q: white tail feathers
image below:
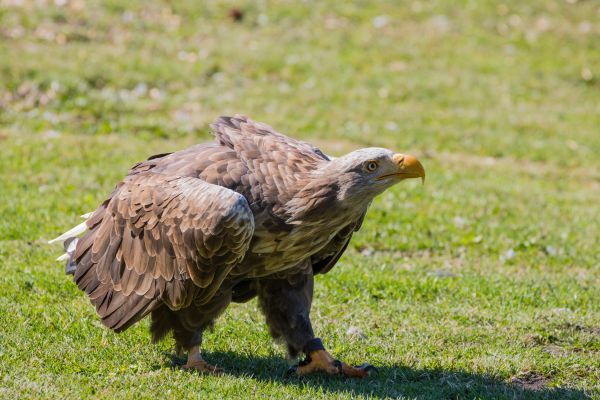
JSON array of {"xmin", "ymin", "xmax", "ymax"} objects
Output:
[
  {"xmin": 48, "ymin": 211, "xmax": 93, "ymax": 266},
  {"xmin": 56, "ymin": 253, "xmax": 70, "ymax": 261},
  {"xmin": 48, "ymin": 220, "xmax": 89, "ymax": 244},
  {"xmin": 55, "ymin": 238, "xmax": 78, "ymax": 261},
  {"xmin": 48, "ymin": 212, "xmax": 92, "ymax": 274}
]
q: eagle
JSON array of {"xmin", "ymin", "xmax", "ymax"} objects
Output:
[{"xmin": 50, "ymin": 115, "xmax": 425, "ymax": 377}]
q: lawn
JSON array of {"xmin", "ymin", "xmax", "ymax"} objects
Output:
[{"xmin": 0, "ymin": 0, "xmax": 599, "ymax": 398}]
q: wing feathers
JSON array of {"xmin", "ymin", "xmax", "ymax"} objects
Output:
[{"xmin": 73, "ymin": 172, "xmax": 254, "ymax": 332}]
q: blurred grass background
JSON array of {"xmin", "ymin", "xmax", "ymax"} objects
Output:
[{"xmin": 0, "ymin": 0, "xmax": 599, "ymax": 398}]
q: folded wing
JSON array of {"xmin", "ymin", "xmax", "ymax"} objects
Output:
[{"xmin": 73, "ymin": 172, "xmax": 254, "ymax": 332}]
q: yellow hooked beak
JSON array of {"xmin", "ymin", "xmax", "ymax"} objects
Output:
[{"xmin": 377, "ymin": 154, "xmax": 425, "ymax": 184}]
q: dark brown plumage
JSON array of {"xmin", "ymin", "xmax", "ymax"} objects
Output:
[{"xmin": 51, "ymin": 115, "xmax": 425, "ymax": 376}]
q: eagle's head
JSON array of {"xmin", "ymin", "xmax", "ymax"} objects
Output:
[{"xmin": 325, "ymin": 147, "xmax": 425, "ymax": 206}]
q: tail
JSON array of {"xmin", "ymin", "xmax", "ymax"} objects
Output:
[{"xmin": 48, "ymin": 212, "xmax": 93, "ymax": 275}]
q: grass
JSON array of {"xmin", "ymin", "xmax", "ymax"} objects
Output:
[{"xmin": 1, "ymin": 0, "xmax": 599, "ymax": 398}]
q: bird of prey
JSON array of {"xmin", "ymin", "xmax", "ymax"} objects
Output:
[{"xmin": 50, "ymin": 115, "xmax": 425, "ymax": 377}]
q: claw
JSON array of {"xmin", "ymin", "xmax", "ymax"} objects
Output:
[
  {"xmin": 355, "ymin": 363, "xmax": 378, "ymax": 376},
  {"xmin": 286, "ymin": 365, "xmax": 298, "ymax": 377}
]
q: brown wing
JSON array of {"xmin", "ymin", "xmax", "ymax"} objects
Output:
[
  {"xmin": 121, "ymin": 116, "xmax": 329, "ymax": 221},
  {"xmin": 311, "ymin": 211, "xmax": 367, "ymax": 275},
  {"xmin": 209, "ymin": 115, "xmax": 328, "ymax": 216},
  {"xmin": 211, "ymin": 115, "xmax": 329, "ymax": 165},
  {"xmin": 73, "ymin": 172, "xmax": 254, "ymax": 332}
]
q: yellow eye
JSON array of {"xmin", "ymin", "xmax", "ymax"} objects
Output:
[{"xmin": 365, "ymin": 161, "xmax": 378, "ymax": 172}]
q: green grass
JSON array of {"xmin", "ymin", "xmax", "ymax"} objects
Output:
[{"xmin": 1, "ymin": 0, "xmax": 599, "ymax": 398}]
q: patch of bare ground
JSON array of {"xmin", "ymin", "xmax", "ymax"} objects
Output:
[{"xmin": 511, "ymin": 370, "xmax": 552, "ymax": 390}]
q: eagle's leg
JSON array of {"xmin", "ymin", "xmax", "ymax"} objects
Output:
[
  {"xmin": 176, "ymin": 297, "xmax": 230, "ymax": 375},
  {"xmin": 183, "ymin": 344, "xmax": 223, "ymax": 374},
  {"xmin": 151, "ymin": 296, "xmax": 230, "ymax": 374},
  {"xmin": 171, "ymin": 326, "xmax": 222, "ymax": 374},
  {"xmin": 258, "ymin": 271, "xmax": 315, "ymax": 358},
  {"xmin": 257, "ymin": 271, "xmax": 376, "ymax": 378}
]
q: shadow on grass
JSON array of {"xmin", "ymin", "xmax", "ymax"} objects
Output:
[{"xmin": 165, "ymin": 351, "xmax": 590, "ymax": 399}]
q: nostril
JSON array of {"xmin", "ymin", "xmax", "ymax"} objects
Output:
[{"xmin": 392, "ymin": 154, "xmax": 405, "ymax": 166}]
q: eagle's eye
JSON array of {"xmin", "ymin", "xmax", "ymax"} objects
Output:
[{"xmin": 365, "ymin": 160, "xmax": 379, "ymax": 172}]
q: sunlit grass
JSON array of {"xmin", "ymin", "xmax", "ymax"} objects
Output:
[{"xmin": 1, "ymin": 1, "xmax": 598, "ymax": 398}]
